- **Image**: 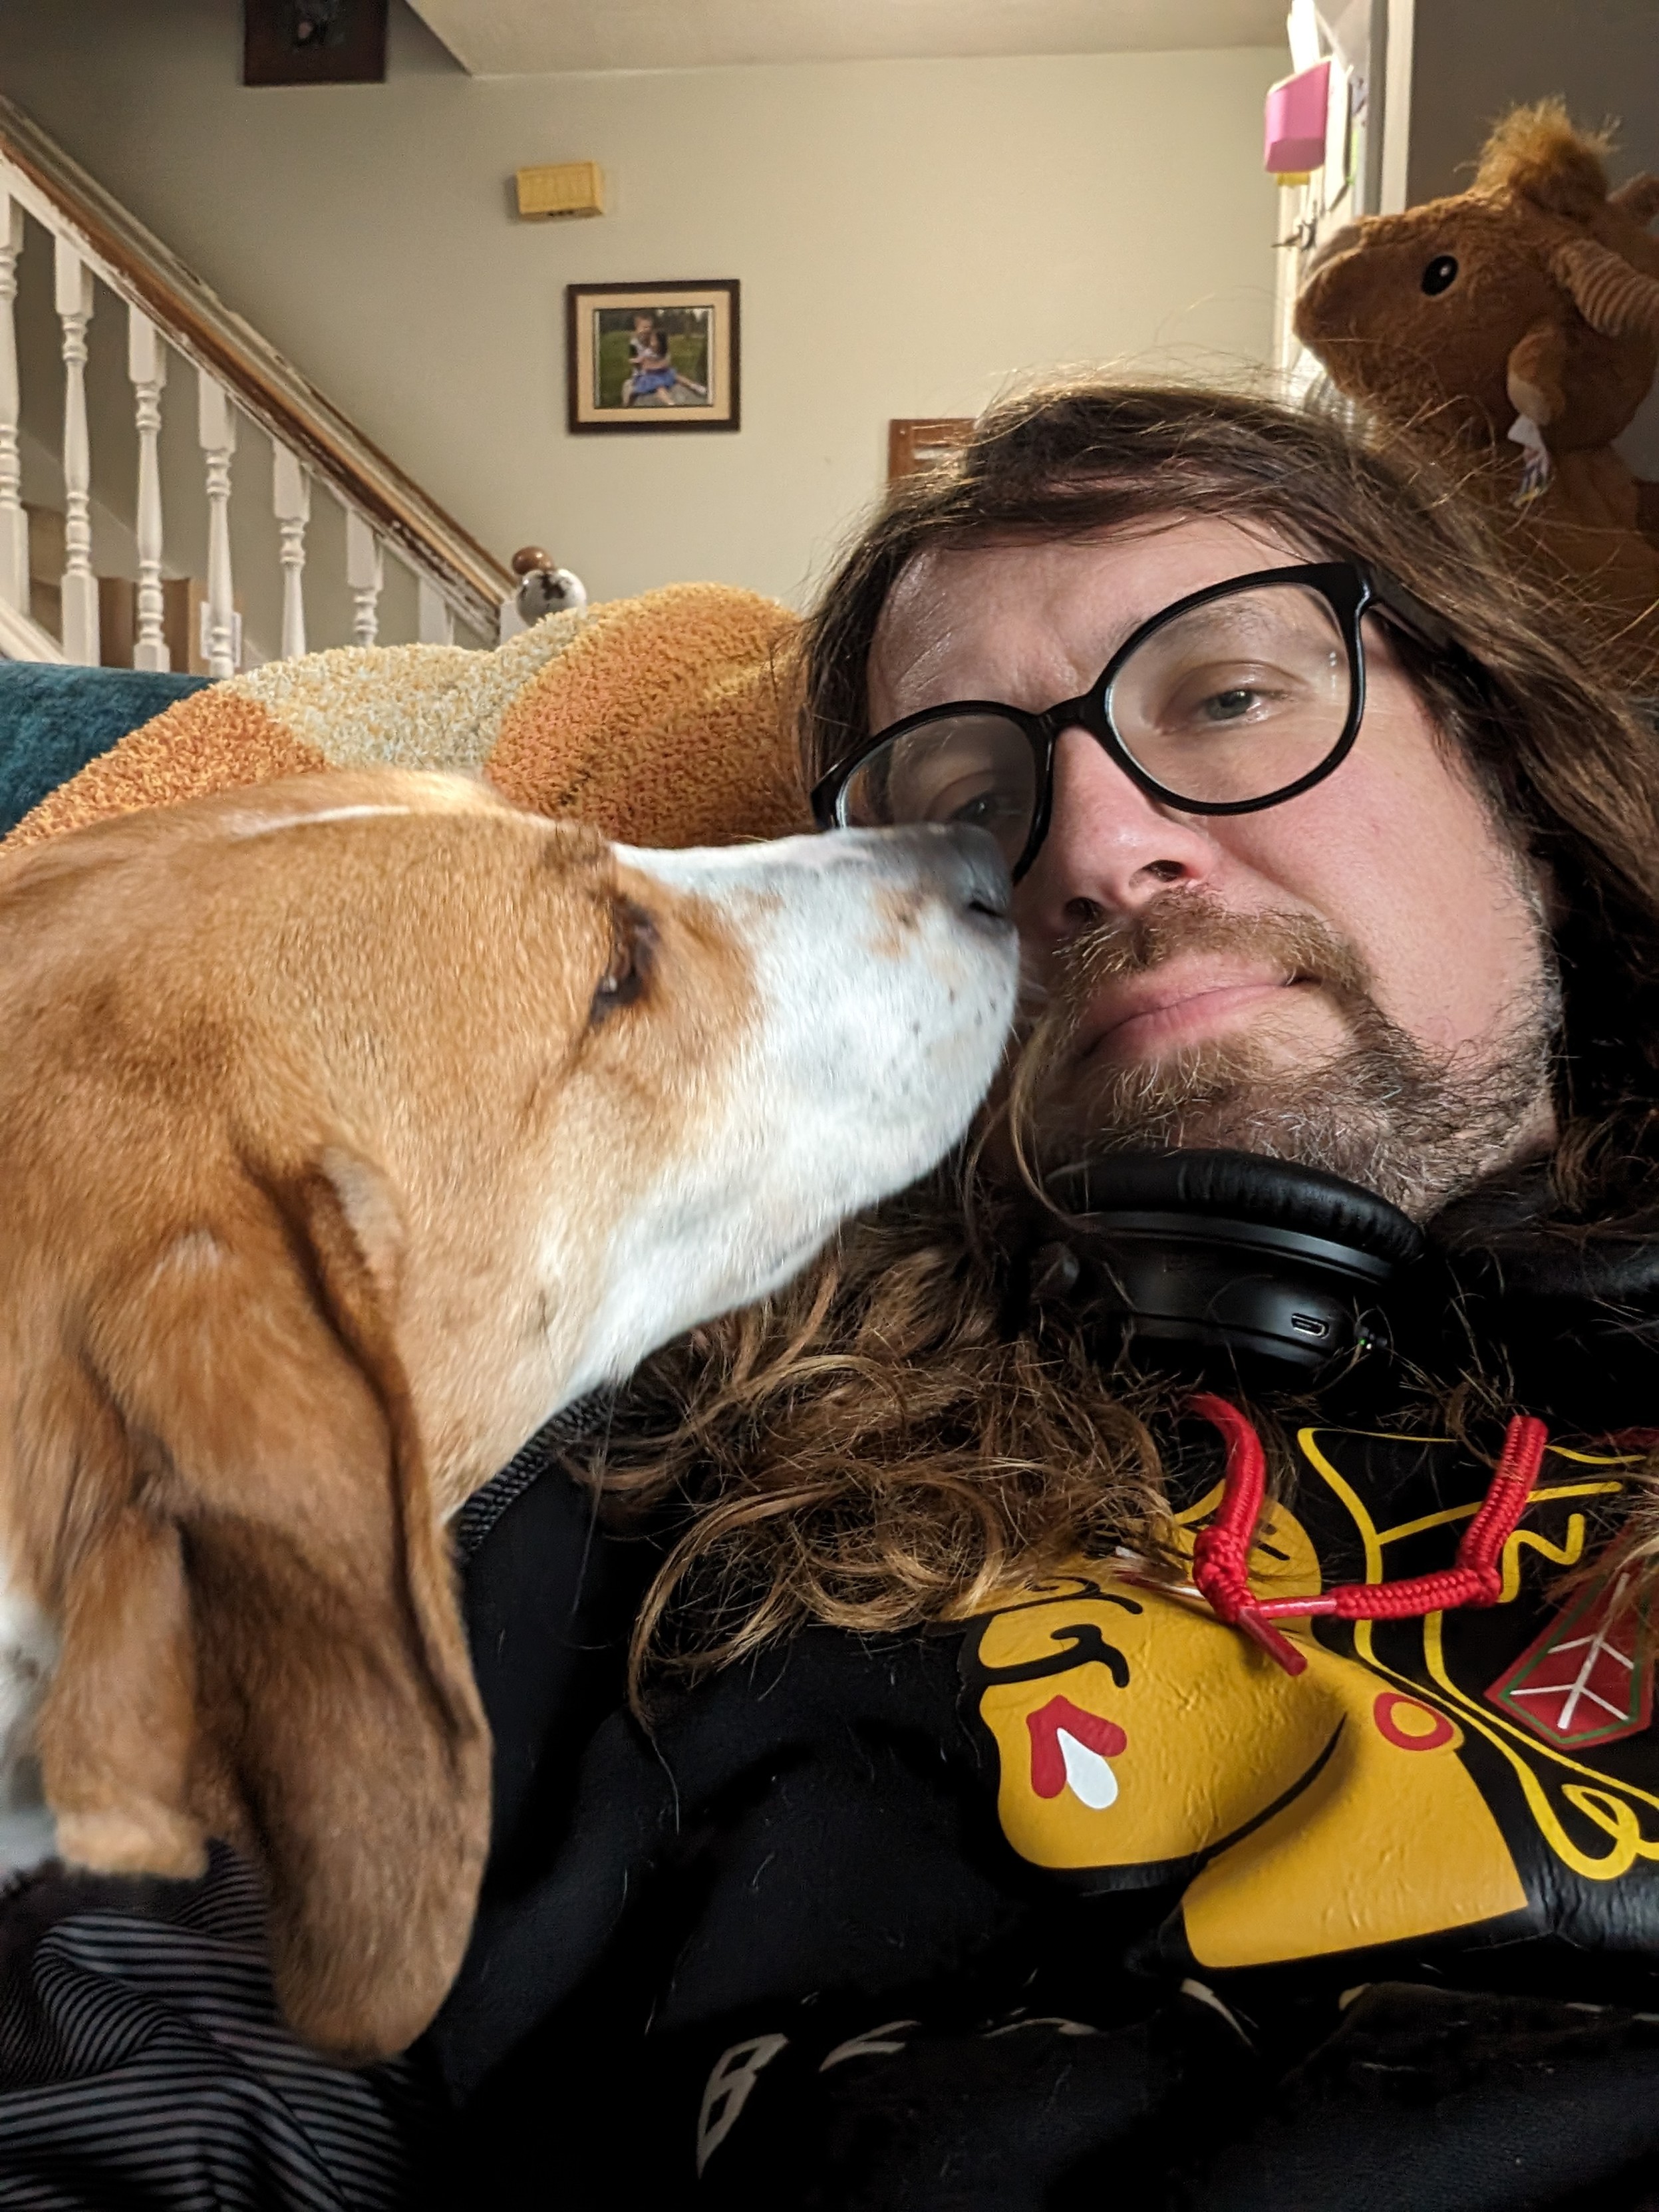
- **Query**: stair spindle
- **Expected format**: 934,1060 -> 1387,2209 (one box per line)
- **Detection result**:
0,193 -> 24,616
128,307 -> 168,671
417,576 -> 454,646
272,442 -> 309,660
197,371 -> 238,677
345,508 -> 382,648
54,236 -> 97,664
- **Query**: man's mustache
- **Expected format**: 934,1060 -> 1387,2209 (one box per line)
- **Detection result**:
1041,891 -> 1378,1052
1002,890 -> 1385,1182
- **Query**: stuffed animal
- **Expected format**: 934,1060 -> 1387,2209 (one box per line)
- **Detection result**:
1294,102 -> 1659,670
3,581 -> 809,856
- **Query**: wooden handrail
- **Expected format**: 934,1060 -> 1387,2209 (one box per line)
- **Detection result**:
0,92 -> 514,640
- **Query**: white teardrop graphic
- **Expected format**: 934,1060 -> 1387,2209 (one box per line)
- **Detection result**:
1058,1728 -> 1119,1810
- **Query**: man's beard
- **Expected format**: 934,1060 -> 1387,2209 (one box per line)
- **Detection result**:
1009,893 -> 1561,1221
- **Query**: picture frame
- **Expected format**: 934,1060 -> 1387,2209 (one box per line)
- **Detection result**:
888,418 -> 975,482
565,281 -> 740,434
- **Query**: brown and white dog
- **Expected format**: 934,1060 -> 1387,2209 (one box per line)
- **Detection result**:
0,768 -> 1018,2061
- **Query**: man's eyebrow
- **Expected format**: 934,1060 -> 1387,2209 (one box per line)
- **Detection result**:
1084,606 -> 1155,666
891,603 -> 1155,709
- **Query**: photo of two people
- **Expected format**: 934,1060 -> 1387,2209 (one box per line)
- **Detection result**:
598,305 -> 712,408
566,281 -> 739,432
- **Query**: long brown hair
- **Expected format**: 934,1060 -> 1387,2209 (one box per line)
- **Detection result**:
589,378 -> 1659,1700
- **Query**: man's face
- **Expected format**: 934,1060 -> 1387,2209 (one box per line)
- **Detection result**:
867,517 -> 1559,1216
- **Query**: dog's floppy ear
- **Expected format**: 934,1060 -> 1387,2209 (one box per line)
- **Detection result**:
38,1143 -> 490,2062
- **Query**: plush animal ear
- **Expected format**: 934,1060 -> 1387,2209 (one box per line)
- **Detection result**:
1548,234 -> 1659,342
1609,173 -> 1659,228
37,1146 -> 491,2062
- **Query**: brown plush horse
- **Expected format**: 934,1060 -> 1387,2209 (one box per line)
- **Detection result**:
1295,102 -> 1659,668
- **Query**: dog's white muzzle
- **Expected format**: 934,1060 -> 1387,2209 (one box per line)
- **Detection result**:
565,824 -> 1020,1398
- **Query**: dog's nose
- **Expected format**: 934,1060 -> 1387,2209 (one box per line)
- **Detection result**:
883,822 -> 1013,927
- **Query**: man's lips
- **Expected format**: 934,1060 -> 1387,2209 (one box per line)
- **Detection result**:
1073,961 -> 1312,1064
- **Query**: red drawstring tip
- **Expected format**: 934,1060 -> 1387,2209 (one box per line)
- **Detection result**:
1235,1607 -> 1308,1674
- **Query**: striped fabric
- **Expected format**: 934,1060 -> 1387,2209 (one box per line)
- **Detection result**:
0,1847 -> 421,2209
0,1403 -> 618,2209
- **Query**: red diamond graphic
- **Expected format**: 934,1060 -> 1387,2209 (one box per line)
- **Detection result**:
1487,1568 -> 1654,1749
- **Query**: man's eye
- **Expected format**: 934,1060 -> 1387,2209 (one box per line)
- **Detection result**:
887,762 -> 1026,830
1155,663 -> 1294,732
949,786 -> 1027,830
1201,687 -> 1266,722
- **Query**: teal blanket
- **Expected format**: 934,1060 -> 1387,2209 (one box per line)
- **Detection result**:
0,663 -> 210,836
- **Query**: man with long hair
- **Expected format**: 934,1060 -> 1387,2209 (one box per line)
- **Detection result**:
9,382 -> 1659,2210
442,383 -> 1659,2211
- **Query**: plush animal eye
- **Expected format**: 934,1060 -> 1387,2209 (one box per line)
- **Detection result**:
591,899 -> 655,1023
1421,255 -> 1459,296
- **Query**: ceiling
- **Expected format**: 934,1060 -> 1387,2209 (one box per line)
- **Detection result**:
405,0 -> 1290,76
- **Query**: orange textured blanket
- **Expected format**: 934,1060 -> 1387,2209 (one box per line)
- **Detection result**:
4,583 -> 808,854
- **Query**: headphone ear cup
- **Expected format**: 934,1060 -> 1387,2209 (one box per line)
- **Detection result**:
1058,1149 -> 1424,1267
1042,1150 -> 1426,1380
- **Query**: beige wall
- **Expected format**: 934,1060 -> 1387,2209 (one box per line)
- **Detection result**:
0,1 -> 1284,607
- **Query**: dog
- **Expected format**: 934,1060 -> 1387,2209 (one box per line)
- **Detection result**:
0,767 -> 1017,2060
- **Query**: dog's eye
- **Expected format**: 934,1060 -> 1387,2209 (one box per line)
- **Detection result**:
591,899 -> 655,1023
1421,254 -> 1459,296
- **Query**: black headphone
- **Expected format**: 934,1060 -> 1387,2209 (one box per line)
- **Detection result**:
1024,1149 -> 1426,1380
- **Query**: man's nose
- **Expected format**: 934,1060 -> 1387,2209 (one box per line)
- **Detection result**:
1016,723 -> 1220,943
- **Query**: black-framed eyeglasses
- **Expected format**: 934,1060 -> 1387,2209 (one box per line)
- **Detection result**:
810,561 -> 1453,883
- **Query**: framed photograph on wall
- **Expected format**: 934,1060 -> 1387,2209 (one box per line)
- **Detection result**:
888,418 -> 974,482
566,281 -> 740,434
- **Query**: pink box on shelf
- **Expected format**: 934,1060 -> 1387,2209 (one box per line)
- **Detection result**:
1264,61 -> 1330,174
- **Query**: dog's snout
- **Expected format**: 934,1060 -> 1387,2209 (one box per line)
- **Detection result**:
881,823 -> 1013,928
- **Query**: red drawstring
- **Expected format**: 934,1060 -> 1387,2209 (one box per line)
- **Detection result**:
1187,1396 -> 1308,1673
1186,1391 -> 1549,1676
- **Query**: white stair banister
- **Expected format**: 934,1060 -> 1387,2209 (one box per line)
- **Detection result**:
54,234 -> 97,664
198,369 -> 237,677
0,192 -> 24,614
416,575 -> 453,646
345,507 -> 382,649
128,306 -> 168,671
272,441 -> 309,661
0,98 -> 516,651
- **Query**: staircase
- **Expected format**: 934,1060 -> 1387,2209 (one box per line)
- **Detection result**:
0,94 -> 517,670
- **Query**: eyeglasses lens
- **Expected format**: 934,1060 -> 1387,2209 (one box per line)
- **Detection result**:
837,711 -> 1038,869
1109,583 -> 1350,806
